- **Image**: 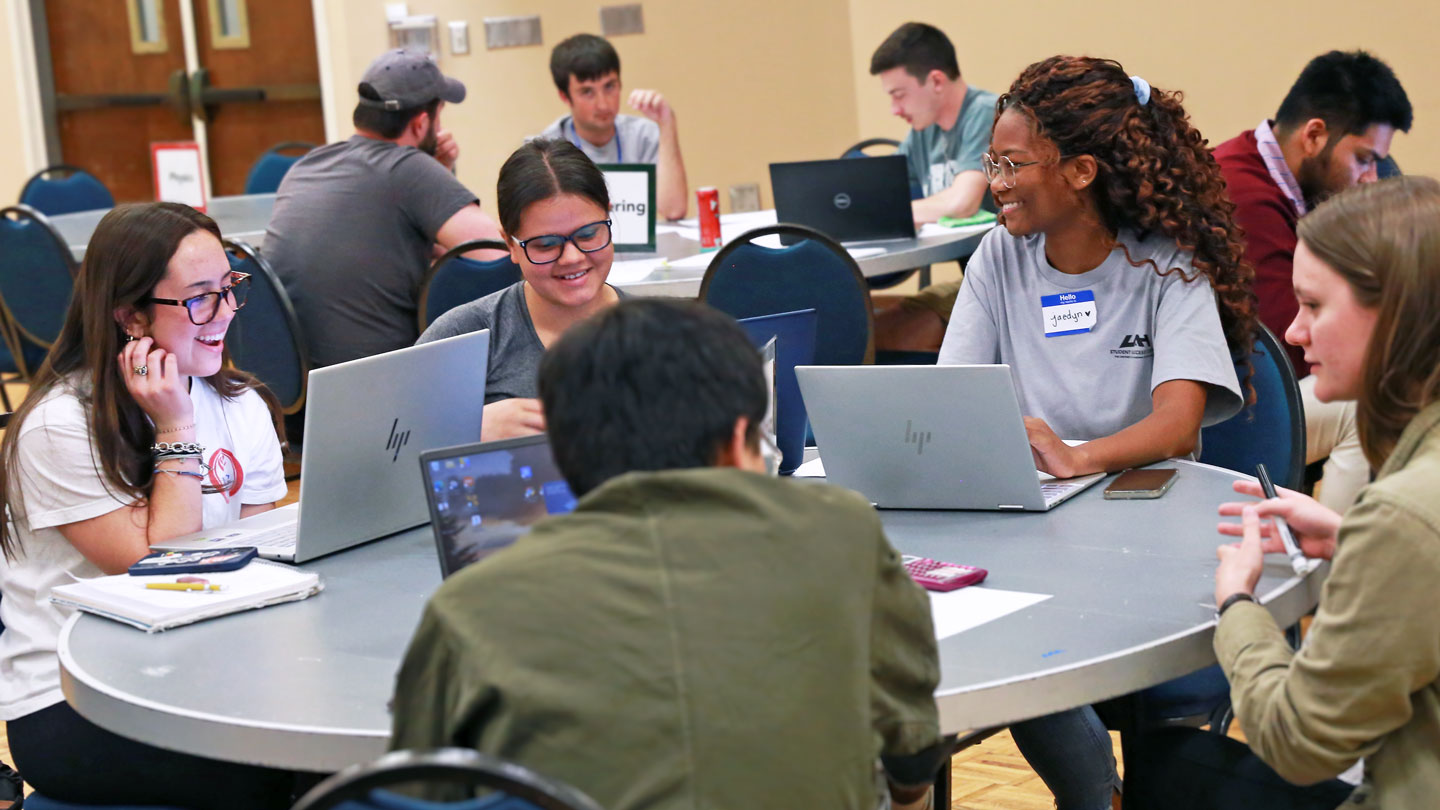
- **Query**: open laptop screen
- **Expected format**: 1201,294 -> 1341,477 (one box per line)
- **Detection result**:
420,435 -> 578,578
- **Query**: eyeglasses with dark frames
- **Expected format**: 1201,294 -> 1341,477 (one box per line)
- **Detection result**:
515,220 -> 613,264
143,272 -> 251,326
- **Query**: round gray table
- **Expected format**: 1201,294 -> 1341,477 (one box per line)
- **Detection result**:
58,458 -> 1323,772
49,194 -> 277,263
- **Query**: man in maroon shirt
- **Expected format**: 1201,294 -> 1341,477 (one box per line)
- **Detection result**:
1214,50 -> 1411,510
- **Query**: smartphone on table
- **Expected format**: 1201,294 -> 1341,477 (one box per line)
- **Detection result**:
1103,468 -> 1178,500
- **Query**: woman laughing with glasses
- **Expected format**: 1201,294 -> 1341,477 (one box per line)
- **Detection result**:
0,202 -> 293,806
418,138 -> 625,441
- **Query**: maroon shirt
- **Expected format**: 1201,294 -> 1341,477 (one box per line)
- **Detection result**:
1214,130 -> 1307,375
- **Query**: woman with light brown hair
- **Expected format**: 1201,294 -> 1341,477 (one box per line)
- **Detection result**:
1129,176 -> 1440,808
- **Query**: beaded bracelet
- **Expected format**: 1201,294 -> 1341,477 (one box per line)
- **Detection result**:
152,441 -> 203,455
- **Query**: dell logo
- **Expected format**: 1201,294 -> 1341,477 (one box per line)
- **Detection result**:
904,419 -> 932,455
833,192 -> 852,210
385,418 -> 411,463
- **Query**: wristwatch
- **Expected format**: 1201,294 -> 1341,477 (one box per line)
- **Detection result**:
1216,591 -> 1257,620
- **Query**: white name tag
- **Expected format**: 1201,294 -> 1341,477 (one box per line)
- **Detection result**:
1041,290 -> 1097,337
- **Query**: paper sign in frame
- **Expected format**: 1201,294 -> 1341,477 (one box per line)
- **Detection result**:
597,163 -> 656,253
150,141 -> 208,212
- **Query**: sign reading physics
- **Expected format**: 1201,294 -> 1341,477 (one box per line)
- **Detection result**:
598,163 -> 656,252
150,142 -> 207,212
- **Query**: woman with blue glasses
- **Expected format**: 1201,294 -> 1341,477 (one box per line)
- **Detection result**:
419,138 -> 625,440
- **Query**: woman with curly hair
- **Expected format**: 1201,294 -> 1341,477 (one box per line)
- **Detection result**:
937,56 -> 1257,808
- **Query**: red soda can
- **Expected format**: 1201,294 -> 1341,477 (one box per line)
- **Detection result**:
697,187 -> 721,251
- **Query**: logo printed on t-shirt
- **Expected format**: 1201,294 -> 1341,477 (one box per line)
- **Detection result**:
1110,334 -> 1155,359
203,447 -> 245,500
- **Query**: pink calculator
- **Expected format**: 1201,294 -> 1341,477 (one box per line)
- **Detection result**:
902,555 -> 988,592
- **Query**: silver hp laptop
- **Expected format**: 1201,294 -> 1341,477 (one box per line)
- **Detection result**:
153,330 -> 490,562
419,434 -> 578,578
796,365 -> 1104,510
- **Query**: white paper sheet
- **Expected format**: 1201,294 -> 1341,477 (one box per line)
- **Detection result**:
792,457 -> 825,478
607,257 -> 666,283
665,251 -> 718,270
929,587 -> 1052,640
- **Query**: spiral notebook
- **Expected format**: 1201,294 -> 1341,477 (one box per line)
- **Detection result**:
50,560 -> 323,633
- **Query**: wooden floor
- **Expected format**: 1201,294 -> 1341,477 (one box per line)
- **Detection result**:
0,379 -> 1251,806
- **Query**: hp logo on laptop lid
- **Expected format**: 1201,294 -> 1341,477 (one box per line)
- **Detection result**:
385,418 -> 411,462
904,420 -> 931,455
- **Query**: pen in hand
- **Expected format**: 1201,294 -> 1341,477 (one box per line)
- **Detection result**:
1254,463 -> 1312,575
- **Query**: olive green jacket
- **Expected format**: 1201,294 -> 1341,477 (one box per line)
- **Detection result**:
1216,400 -> 1440,809
391,467 -> 942,808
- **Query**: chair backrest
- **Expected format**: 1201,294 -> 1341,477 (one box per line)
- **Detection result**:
1199,323 -> 1306,489
418,240 -> 523,332
0,205 -> 77,377
700,224 -> 874,366
738,308 -> 818,474
19,165 -> 115,216
223,239 -> 310,414
244,141 -> 318,195
839,138 -> 923,200
292,749 -> 605,810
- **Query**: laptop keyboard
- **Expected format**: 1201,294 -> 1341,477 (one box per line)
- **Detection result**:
243,524 -> 298,550
1041,479 -> 1090,507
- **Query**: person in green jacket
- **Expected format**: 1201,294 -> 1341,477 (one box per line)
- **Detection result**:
390,298 -> 949,809
1127,176 -> 1440,809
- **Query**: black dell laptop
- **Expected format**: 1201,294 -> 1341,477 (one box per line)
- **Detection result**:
769,155 -> 916,244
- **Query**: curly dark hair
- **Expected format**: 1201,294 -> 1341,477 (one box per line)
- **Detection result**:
998,56 -> 1257,365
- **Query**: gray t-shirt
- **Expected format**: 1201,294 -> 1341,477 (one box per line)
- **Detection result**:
417,281 -> 628,403
536,114 -> 660,164
938,228 -> 1242,440
898,85 -> 998,199
264,135 -> 478,369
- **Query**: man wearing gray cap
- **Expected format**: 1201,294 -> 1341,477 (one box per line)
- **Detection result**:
264,48 -> 502,382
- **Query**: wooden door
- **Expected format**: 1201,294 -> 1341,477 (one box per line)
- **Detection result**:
191,0 -> 326,196
38,0 -> 325,202
45,0 -> 193,203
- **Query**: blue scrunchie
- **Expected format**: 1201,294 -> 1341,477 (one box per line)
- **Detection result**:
1130,75 -> 1151,106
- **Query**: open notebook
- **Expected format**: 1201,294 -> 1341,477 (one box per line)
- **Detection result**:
50,560 -> 322,633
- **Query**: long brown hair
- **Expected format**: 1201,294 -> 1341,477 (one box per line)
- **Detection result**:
1297,176 -> 1440,468
997,56 -> 1257,361
1,203 -> 269,561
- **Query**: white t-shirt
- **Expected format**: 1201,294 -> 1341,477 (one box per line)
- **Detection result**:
938,227 -> 1243,440
0,376 -> 286,720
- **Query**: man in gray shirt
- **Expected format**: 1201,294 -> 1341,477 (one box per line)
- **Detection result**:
536,34 -> 689,221
264,49 -> 502,372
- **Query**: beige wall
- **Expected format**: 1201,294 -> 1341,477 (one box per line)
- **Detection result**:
317,0 -> 861,215
0,0 -> 37,199
847,0 -> 1440,177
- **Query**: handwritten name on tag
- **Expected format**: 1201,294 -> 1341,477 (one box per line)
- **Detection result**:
1040,290 -> 1097,337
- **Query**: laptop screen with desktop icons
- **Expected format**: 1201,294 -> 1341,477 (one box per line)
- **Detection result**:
419,435 -> 578,578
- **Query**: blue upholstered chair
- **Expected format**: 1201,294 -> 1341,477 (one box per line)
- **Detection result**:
18,165 -> 115,216
700,224 -> 873,366
418,240 -> 522,332
0,205 -> 77,381
22,796 -> 180,810
738,308 -> 818,474
292,748 -> 605,810
243,141 -> 318,194
223,239 -> 309,416
1199,322 -> 1307,490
